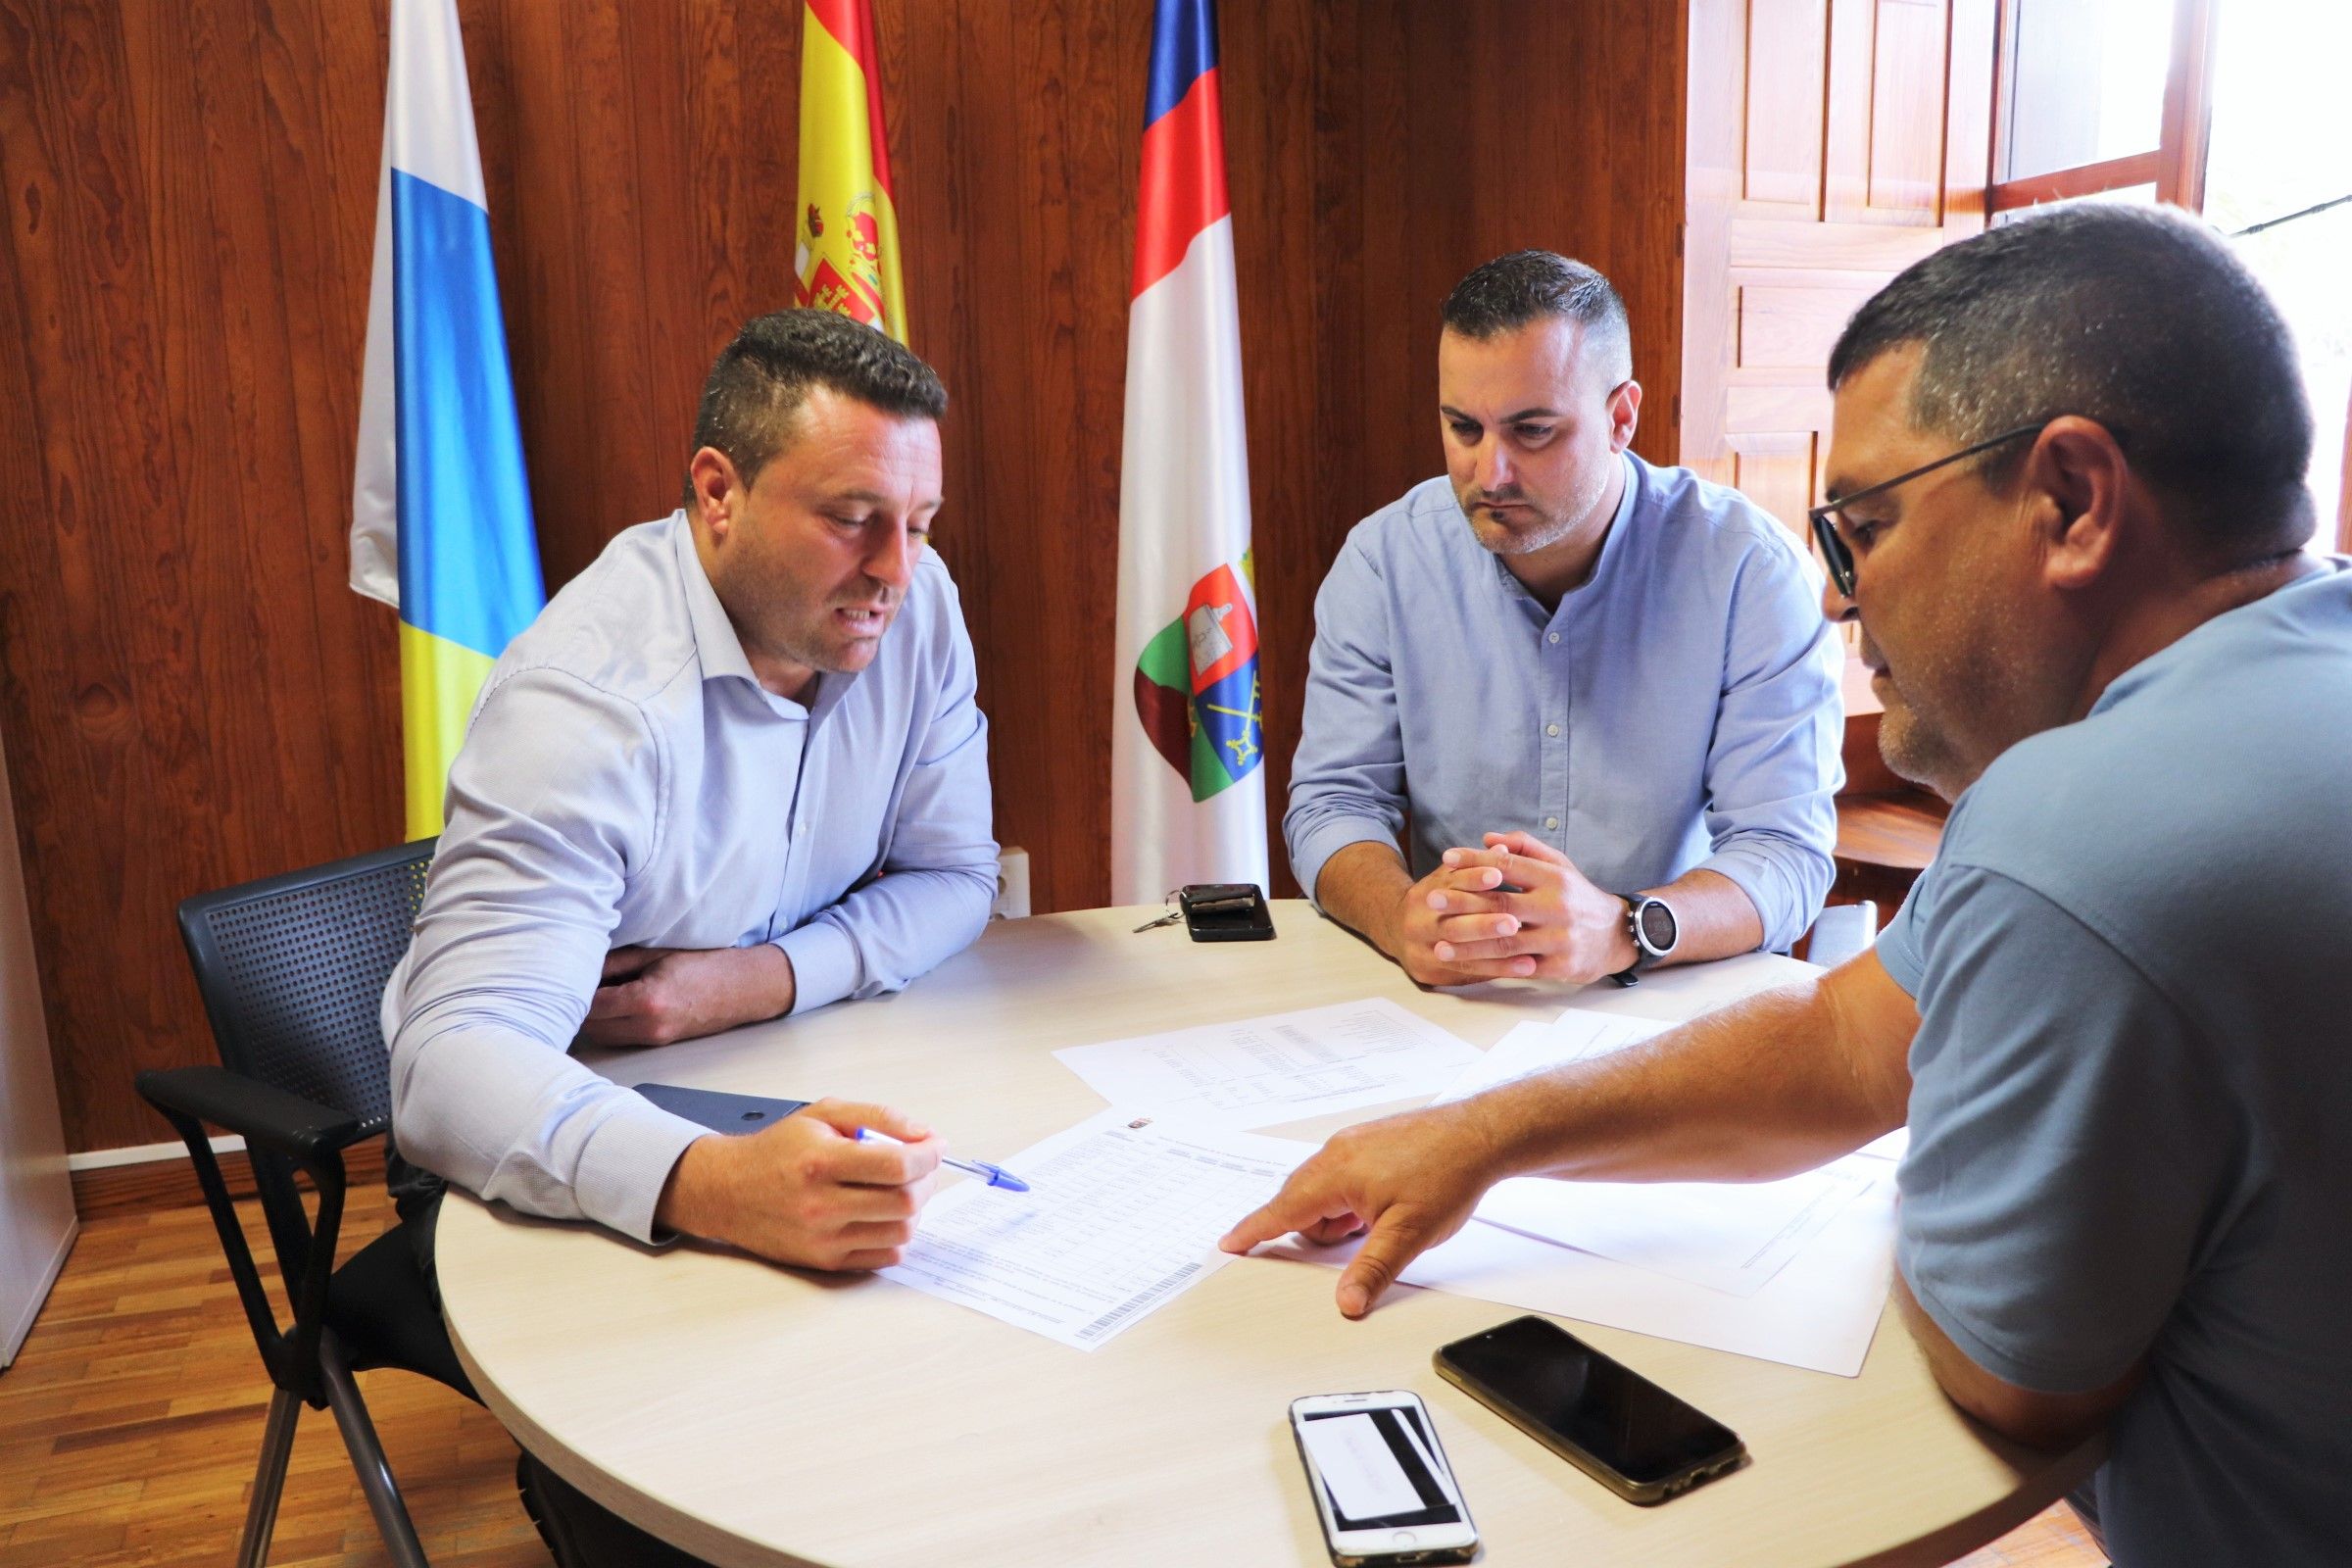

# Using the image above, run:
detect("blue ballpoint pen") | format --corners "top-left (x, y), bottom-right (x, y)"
top-left (856, 1128), bottom-right (1031, 1193)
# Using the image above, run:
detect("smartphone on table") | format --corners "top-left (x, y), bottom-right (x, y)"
top-left (1180, 881), bottom-right (1276, 941)
top-left (1289, 1391), bottom-right (1478, 1566)
top-left (1434, 1315), bottom-right (1745, 1505)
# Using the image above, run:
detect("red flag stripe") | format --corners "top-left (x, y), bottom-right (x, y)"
top-left (806, 0), bottom-right (896, 197)
top-left (1131, 66), bottom-right (1230, 299)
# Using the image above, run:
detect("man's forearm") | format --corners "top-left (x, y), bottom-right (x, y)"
top-left (1474, 955), bottom-right (1915, 1185)
top-left (1312, 840), bottom-right (1413, 956)
top-left (1642, 867), bottom-right (1766, 967)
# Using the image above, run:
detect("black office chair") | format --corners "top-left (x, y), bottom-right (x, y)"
top-left (137, 839), bottom-right (469, 1568)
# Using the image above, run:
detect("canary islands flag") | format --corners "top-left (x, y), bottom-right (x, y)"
top-left (795, 0), bottom-right (906, 341)
top-left (350, 0), bottom-right (544, 842)
top-left (1110, 0), bottom-right (1268, 905)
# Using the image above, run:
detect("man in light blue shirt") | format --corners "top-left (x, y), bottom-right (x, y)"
top-left (1288, 251), bottom-right (1840, 989)
top-left (385, 310), bottom-right (995, 1275)
top-left (1229, 208), bottom-right (2352, 1564)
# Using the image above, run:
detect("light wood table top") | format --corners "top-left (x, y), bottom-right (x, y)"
top-left (436, 903), bottom-right (2094, 1568)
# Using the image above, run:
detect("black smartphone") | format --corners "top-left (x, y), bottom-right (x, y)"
top-left (1433, 1315), bottom-right (1746, 1505)
top-left (1180, 882), bottom-right (1275, 942)
top-left (634, 1083), bottom-right (809, 1134)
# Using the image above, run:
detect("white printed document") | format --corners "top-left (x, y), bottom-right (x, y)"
top-left (1052, 999), bottom-right (1482, 1132)
top-left (1435, 1018), bottom-right (1878, 1296)
top-left (881, 1108), bottom-right (1309, 1350)
top-left (1259, 1177), bottom-right (1896, 1378)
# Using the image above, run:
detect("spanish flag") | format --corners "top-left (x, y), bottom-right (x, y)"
top-left (350, 0), bottom-right (545, 842)
top-left (795, 0), bottom-right (906, 342)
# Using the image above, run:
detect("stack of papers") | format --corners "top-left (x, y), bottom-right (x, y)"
top-left (1052, 998), bottom-right (1482, 1131)
top-left (1437, 1014), bottom-right (1884, 1298)
top-left (886, 995), bottom-right (1909, 1376)
top-left (1250, 1004), bottom-right (1904, 1375)
top-left (882, 1109), bottom-right (1308, 1350)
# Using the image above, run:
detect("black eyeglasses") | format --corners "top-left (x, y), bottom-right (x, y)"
top-left (1807, 422), bottom-right (2046, 599)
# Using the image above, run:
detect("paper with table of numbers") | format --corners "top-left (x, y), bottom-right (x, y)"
top-left (1051, 997), bottom-right (1482, 1132)
top-left (880, 1107), bottom-right (1310, 1350)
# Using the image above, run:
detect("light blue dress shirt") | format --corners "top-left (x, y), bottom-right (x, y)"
top-left (383, 513), bottom-right (997, 1243)
top-left (1284, 456), bottom-right (1841, 952)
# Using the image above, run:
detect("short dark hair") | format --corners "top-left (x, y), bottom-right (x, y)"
top-left (1441, 251), bottom-right (1633, 382)
top-left (688, 309), bottom-right (948, 499)
top-left (1828, 203), bottom-right (2315, 558)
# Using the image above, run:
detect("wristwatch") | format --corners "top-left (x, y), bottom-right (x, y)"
top-left (1608, 895), bottom-right (1679, 987)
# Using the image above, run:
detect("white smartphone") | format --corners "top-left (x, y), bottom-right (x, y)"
top-left (1289, 1391), bottom-right (1479, 1566)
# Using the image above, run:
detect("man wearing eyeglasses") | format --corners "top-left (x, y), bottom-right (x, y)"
top-left (1286, 251), bottom-right (1842, 989)
top-left (1229, 205), bottom-right (2351, 1566)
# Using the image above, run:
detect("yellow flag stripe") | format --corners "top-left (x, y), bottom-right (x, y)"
top-left (798, 8), bottom-right (906, 341)
top-left (399, 620), bottom-right (498, 842)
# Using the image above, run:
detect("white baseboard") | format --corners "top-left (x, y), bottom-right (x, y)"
top-left (0, 1216), bottom-right (78, 1368)
top-left (67, 1133), bottom-right (245, 1173)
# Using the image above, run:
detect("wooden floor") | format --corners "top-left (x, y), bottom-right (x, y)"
top-left (0, 1180), bottom-right (2106, 1567)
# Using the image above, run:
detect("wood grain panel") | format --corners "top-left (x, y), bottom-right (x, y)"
top-left (1740, 0), bottom-right (1830, 213)
top-left (1737, 282), bottom-right (1872, 370)
top-left (1866, 0), bottom-right (1950, 216)
top-left (0, 0), bottom-right (1689, 1152)
top-left (1726, 430), bottom-right (1819, 541)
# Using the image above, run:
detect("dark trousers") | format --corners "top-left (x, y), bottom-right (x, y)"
top-left (396, 1160), bottom-right (714, 1568)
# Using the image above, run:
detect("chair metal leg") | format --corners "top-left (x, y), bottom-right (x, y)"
top-left (235, 1386), bottom-right (302, 1568)
top-left (318, 1328), bottom-right (432, 1568)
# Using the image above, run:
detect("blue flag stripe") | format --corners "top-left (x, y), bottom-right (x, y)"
top-left (391, 169), bottom-right (544, 659)
top-left (1145, 0), bottom-right (1218, 128)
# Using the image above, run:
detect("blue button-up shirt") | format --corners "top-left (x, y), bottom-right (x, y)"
top-left (1285, 456), bottom-right (1841, 951)
top-left (384, 513), bottom-right (997, 1242)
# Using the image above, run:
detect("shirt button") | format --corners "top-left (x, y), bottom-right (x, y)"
top-left (1545, 816), bottom-right (1560, 830)
top-left (1547, 632), bottom-right (1560, 644)
top-left (1545, 722), bottom-right (1560, 737)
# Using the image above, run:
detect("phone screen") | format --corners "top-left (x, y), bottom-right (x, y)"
top-left (1296, 1404), bottom-right (1466, 1532)
top-left (1439, 1316), bottom-right (1738, 1486)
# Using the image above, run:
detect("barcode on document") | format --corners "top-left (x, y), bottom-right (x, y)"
top-left (1075, 1261), bottom-right (1202, 1343)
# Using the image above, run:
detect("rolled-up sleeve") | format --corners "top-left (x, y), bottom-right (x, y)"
top-left (385, 669), bottom-right (709, 1243)
top-left (1284, 536), bottom-right (1409, 903)
top-left (1692, 540), bottom-right (1843, 951)
top-left (777, 567), bottom-right (999, 1013)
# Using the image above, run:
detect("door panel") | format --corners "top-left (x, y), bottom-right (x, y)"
top-left (1685, 0), bottom-right (1995, 549)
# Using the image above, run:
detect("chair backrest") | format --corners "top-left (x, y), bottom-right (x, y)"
top-left (176, 839), bottom-right (436, 1137)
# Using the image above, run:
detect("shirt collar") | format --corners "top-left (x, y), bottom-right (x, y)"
top-left (670, 512), bottom-right (762, 686)
top-left (668, 511), bottom-right (862, 722)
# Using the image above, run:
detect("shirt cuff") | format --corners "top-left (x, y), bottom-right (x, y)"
top-left (1690, 843), bottom-right (1808, 954)
top-left (1290, 817), bottom-right (1402, 909)
top-left (571, 1099), bottom-right (711, 1245)
top-left (776, 917), bottom-right (862, 1014)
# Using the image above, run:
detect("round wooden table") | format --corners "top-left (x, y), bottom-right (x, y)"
top-left (436, 903), bottom-right (2093, 1567)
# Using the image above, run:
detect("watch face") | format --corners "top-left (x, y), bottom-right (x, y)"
top-left (1637, 899), bottom-right (1677, 954)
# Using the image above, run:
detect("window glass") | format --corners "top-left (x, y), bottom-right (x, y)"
top-left (2002, 0), bottom-right (2175, 182)
top-left (2205, 1), bottom-right (2352, 541)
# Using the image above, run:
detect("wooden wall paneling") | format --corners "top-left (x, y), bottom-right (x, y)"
top-left (0, 0), bottom-right (409, 1154)
top-left (1219, 0), bottom-right (1320, 903)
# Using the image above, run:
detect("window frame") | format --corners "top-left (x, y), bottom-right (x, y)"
top-left (1987, 0), bottom-right (2219, 214)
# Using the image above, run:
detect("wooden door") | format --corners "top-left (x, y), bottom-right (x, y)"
top-left (1681, 0), bottom-right (1997, 547)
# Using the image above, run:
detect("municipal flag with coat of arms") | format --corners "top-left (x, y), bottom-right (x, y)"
top-left (1110, 0), bottom-right (1269, 906)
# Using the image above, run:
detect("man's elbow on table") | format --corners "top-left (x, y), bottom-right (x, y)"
top-left (1896, 1275), bottom-right (2136, 1453)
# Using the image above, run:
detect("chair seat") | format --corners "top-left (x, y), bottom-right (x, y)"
top-left (328, 1224), bottom-right (478, 1402)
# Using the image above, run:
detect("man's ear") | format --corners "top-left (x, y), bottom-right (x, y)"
top-left (687, 447), bottom-right (743, 539)
top-left (1606, 378), bottom-right (1642, 454)
top-left (2024, 416), bottom-right (2132, 591)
